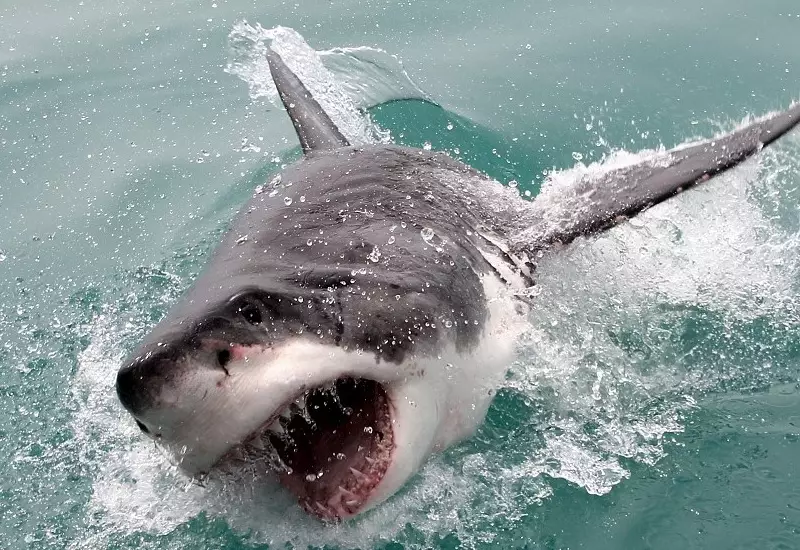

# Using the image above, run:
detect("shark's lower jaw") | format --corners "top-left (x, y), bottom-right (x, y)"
top-left (214, 377), bottom-right (394, 520)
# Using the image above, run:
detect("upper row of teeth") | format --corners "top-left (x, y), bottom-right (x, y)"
top-left (260, 382), bottom-right (341, 438)
top-left (226, 382), bottom-right (350, 471)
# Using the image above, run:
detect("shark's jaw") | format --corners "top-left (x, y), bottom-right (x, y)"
top-left (213, 375), bottom-right (396, 520)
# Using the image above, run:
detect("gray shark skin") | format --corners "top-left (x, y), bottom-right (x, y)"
top-left (115, 46), bottom-right (800, 521)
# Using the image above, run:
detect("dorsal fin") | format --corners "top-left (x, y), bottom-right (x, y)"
top-left (265, 48), bottom-right (350, 154)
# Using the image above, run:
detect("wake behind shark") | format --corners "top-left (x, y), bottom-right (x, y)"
top-left (115, 41), bottom-right (800, 521)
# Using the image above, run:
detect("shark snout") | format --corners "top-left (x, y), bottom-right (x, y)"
top-left (116, 347), bottom-right (178, 416)
top-left (116, 339), bottom-right (230, 417)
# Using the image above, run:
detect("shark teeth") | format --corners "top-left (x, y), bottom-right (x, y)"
top-left (249, 435), bottom-right (266, 450)
top-left (338, 486), bottom-right (358, 500)
top-left (349, 467), bottom-right (367, 481)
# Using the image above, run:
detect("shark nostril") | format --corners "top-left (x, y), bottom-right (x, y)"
top-left (135, 420), bottom-right (150, 434)
top-left (217, 349), bottom-right (231, 373)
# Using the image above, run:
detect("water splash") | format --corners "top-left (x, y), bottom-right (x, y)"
top-left (226, 22), bottom-right (427, 146)
top-left (500, 131), bottom-right (800, 504)
top-left (318, 46), bottom-right (427, 109)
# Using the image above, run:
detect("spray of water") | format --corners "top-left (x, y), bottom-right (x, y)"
top-left (226, 22), bottom-right (425, 147)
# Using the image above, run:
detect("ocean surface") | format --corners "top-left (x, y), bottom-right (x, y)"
top-left (2, 1), bottom-right (800, 548)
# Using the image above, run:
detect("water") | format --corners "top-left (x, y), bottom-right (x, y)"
top-left (1, 1), bottom-right (800, 548)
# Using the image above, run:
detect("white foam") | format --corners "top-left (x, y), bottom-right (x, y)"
top-left (501, 131), bottom-right (800, 503)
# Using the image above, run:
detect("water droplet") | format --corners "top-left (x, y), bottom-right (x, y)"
top-left (283, 197), bottom-right (293, 206)
top-left (423, 142), bottom-right (432, 151)
top-left (420, 227), bottom-right (434, 243)
top-left (305, 473), bottom-right (316, 482)
top-left (508, 179), bottom-right (518, 188)
top-left (572, 151), bottom-right (583, 161)
top-left (299, 195), bottom-right (306, 203)
top-left (0, 251), bottom-right (6, 262)
top-left (367, 246), bottom-right (381, 263)
top-left (387, 235), bottom-right (396, 245)
top-left (446, 122), bottom-right (454, 131)
top-left (444, 320), bottom-right (452, 328)
top-left (306, 239), bottom-right (313, 246)
top-left (236, 235), bottom-right (248, 245)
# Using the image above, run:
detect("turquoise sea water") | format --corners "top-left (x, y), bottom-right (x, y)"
top-left (2, 1), bottom-right (800, 548)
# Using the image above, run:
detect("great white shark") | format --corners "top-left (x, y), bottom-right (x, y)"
top-left (115, 45), bottom-right (800, 520)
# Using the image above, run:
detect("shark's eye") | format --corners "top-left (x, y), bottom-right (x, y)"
top-left (239, 303), bottom-right (262, 325)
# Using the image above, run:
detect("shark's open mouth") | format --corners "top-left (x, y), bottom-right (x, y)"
top-left (216, 377), bottom-right (394, 520)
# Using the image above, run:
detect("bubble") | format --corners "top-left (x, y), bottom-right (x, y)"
top-left (420, 227), bottom-right (434, 243)
top-left (283, 197), bottom-right (293, 206)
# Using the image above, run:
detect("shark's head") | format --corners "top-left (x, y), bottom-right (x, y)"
top-left (115, 278), bottom-right (480, 520)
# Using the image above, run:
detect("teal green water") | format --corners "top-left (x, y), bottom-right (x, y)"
top-left (2, 1), bottom-right (800, 548)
